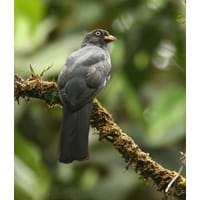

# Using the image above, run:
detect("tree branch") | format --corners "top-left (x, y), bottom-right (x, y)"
top-left (14, 74), bottom-right (186, 199)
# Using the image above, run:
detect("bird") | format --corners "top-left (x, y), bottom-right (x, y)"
top-left (57, 29), bottom-right (116, 163)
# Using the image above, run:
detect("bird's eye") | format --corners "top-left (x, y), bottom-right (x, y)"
top-left (95, 31), bottom-right (101, 36)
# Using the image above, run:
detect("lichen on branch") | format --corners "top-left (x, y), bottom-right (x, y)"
top-left (14, 73), bottom-right (186, 200)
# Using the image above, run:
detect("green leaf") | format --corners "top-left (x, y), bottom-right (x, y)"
top-left (14, 0), bottom-right (52, 53)
top-left (79, 168), bottom-right (99, 190)
top-left (122, 79), bottom-right (145, 123)
top-left (15, 133), bottom-right (50, 200)
top-left (15, 34), bottom-right (82, 77)
top-left (145, 85), bottom-right (185, 147)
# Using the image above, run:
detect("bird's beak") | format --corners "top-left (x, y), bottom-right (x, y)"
top-left (104, 34), bottom-right (116, 42)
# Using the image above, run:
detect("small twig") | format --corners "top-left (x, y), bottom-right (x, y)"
top-left (123, 158), bottom-right (134, 172)
top-left (40, 64), bottom-right (53, 77)
top-left (30, 64), bottom-right (37, 78)
top-left (165, 165), bottom-right (184, 194)
top-left (165, 152), bottom-right (186, 194)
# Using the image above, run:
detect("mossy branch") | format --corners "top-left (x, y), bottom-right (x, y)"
top-left (14, 73), bottom-right (186, 200)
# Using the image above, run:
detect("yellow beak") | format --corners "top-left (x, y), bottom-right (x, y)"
top-left (104, 35), bottom-right (116, 42)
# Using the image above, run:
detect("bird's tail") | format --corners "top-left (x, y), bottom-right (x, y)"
top-left (58, 103), bottom-right (92, 163)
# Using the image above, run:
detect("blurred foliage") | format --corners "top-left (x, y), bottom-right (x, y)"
top-left (15, 0), bottom-right (185, 199)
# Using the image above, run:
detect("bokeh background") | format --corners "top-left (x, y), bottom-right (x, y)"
top-left (14, 0), bottom-right (186, 199)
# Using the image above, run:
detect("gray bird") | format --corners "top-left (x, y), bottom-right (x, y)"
top-left (57, 29), bottom-right (116, 163)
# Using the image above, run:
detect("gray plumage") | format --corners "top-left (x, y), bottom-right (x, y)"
top-left (57, 29), bottom-right (115, 163)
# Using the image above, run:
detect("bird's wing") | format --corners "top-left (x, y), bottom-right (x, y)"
top-left (58, 47), bottom-right (111, 112)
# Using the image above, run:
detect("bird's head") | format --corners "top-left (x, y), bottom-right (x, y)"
top-left (81, 29), bottom-right (116, 49)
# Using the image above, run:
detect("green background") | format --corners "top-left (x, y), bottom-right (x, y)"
top-left (14, 0), bottom-right (185, 199)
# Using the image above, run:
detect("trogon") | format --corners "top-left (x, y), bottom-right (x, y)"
top-left (57, 29), bottom-right (116, 163)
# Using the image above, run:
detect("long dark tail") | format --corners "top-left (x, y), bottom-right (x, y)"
top-left (58, 103), bottom-right (92, 163)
